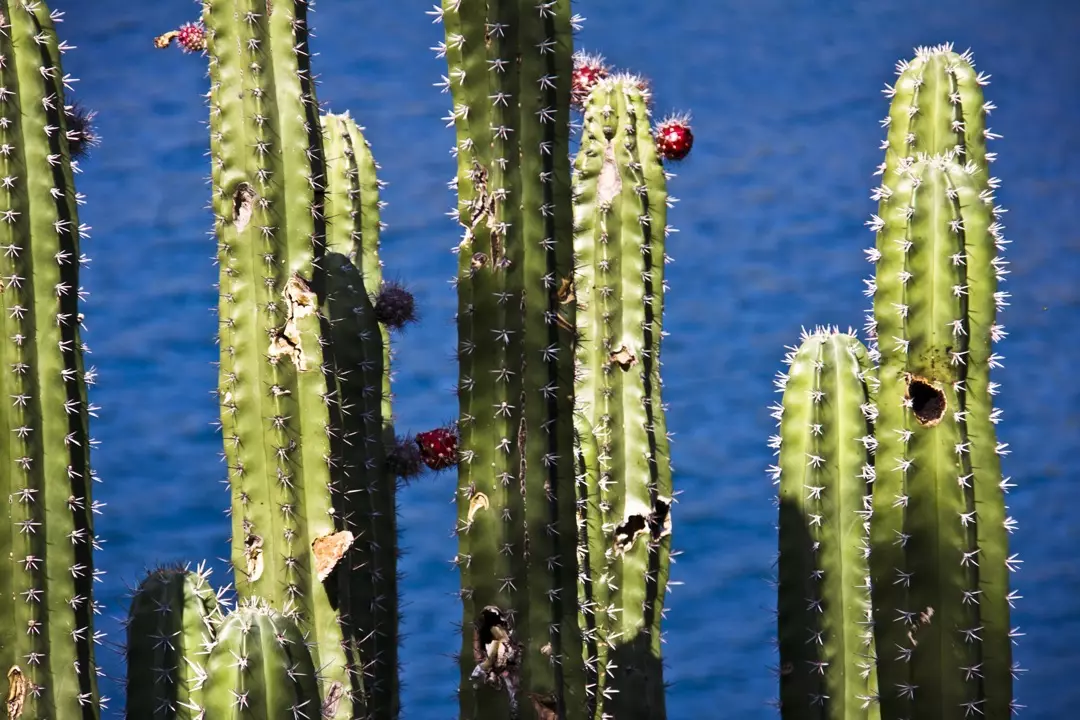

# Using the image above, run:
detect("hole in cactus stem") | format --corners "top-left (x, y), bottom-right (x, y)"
top-left (905, 375), bottom-right (946, 426)
top-left (470, 606), bottom-right (521, 693)
top-left (529, 694), bottom-right (559, 720)
top-left (610, 345), bottom-right (637, 370)
top-left (243, 532), bottom-right (264, 582)
top-left (231, 183), bottom-right (256, 233)
top-left (312, 530), bottom-right (355, 582)
top-left (268, 275), bottom-right (318, 371)
top-left (614, 499), bottom-right (672, 554)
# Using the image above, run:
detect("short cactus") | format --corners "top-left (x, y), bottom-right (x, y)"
top-left (771, 328), bottom-right (879, 719)
top-left (202, 599), bottom-right (323, 719)
top-left (571, 76), bottom-right (675, 719)
top-left (124, 563), bottom-right (226, 719)
top-left (0, 3), bottom-right (102, 717)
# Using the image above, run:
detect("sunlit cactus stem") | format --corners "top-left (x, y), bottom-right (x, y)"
top-left (202, 1), bottom-right (354, 715)
top-left (124, 564), bottom-right (226, 719)
top-left (771, 328), bottom-right (879, 719)
top-left (0, 2), bottom-right (102, 717)
top-left (571, 76), bottom-right (674, 719)
top-left (320, 110), bottom-right (402, 719)
top-left (202, 599), bottom-right (322, 719)
top-left (438, 0), bottom-right (585, 716)
top-left (868, 151), bottom-right (1013, 719)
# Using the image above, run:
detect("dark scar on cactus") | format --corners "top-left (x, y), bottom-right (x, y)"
top-left (470, 606), bottom-right (521, 693)
top-left (904, 374), bottom-right (947, 426)
top-left (529, 693), bottom-right (559, 720)
top-left (321, 681), bottom-right (344, 718)
top-left (268, 275), bottom-right (318, 371)
top-left (312, 530), bottom-right (355, 582)
top-left (231, 183), bottom-right (256, 233)
top-left (613, 497), bottom-right (672, 555)
top-left (243, 532), bottom-right (264, 582)
top-left (610, 344), bottom-right (637, 370)
top-left (6, 665), bottom-right (27, 719)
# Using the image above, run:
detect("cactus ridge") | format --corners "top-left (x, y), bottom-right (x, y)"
top-left (0, 3), bottom-right (102, 717)
top-left (124, 563), bottom-right (227, 719)
top-left (571, 76), bottom-right (674, 719)
top-left (772, 327), bottom-right (880, 719)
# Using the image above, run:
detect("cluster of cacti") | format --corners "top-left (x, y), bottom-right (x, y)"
top-left (770, 44), bottom-right (1018, 719)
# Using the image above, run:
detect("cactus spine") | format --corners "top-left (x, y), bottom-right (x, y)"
top-left (772, 328), bottom-right (879, 719)
top-left (124, 564), bottom-right (226, 719)
top-left (202, 599), bottom-right (322, 719)
top-left (203, 1), bottom-right (355, 714)
top-left (572, 77), bottom-right (673, 719)
top-left (438, 0), bottom-right (585, 715)
top-left (867, 44), bottom-right (1014, 719)
top-left (0, 2), bottom-right (101, 717)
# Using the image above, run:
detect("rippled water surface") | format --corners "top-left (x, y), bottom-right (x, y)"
top-left (55, 0), bottom-right (1080, 716)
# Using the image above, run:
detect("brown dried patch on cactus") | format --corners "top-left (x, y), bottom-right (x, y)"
top-left (610, 344), bottom-right (637, 370)
top-left (905, 373), bottom-right (947, 426)
top-left (6, 665), bottom-right (28, 719)
top-left (529, 693), bottom-right (559, 720)
top-left (244, 532), bottom-right (264, 582)
top-left (321, 681), bottom-right (345, 718)
top-left (231, 182), bottom-right (256, 233)
top-left (269, 274), bottom-right (318, 371)
top-left (312, 530), bottom-right (355, 582)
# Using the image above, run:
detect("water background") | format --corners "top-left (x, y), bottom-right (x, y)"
top-left (56, 0), bottom-right (1080, 716)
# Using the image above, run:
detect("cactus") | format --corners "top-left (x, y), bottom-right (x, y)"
top-left (124, 563), bottom-right (226, 719)
top-left (320, 110), bottom-right (402, 719)
top-left (571, 76), bottom-right (674, 719)
top-left (0, 2), bottom-right (102, 717)
top-left (202, 599), bottom-right (322, 719)
top-left (436, 0), bottom-right (586, 715)
top-left (867, 151), bottom-right (1014, 719)
top-left (203, 0), bottom-right (355, 714)
top-left (770, 328), bottom-right (879, 719)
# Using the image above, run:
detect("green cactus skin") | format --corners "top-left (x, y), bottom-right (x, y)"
top-left (0, 3), bottom-right (102, 717)
top-left (770, 328), bottom-right (880, 719)
top-left (202, 599), bottom-right (322, 719)
top-left (571, 77), bottom-right (674, 719)
top-left (124, 563), bottom-right (226, 719)
top-left (437, 1), bottom-right (585, 716)
top-left (867, 152), bottom-right (1013, 719)
top-left (203, 1), bottom-right (354, 715)
top-left (320, 111), bottom-right (400, 719)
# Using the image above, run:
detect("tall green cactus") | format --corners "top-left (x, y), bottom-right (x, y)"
top-left (437, 0), bottom-right (585, 716)
top-left (867, 151), bottom-right (1013, 719)
top-left (124, 564), bottom-right (225, 719)
top-left (203, 1), bottom-right (354, 715)
top-left (571, 76), bottom-right (674, 719)
top-left (321, 110), bottom-right (402, 719)
top-left (771, 328), bottom-right (879, 719)
top-left (202, 599), bottom-right (322, 719)
top-left (0, 2), bottom-right (101, 717)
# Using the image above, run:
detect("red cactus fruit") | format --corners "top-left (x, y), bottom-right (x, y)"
top-left (415, 427), bottom-right (459, 471)
top-left (176, 22), bottom-right (207, 53)
top-left (655, 115), bottom-right (694, 161)
top-left (571, 52), bottom-right (610, 108)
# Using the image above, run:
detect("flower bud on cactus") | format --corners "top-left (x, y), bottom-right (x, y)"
top-left (64, 101), bottom-right (98, 159)
top-left (386, 435), bottom-right (424, 480)
top-left (373, 280), bottom-right (418, 329)
top-left (415, 427), bottom-right (458, 471)
top-left (655, 115), bottom-right (694, 161)
top-left (571, 51), bottom-right (610, 108)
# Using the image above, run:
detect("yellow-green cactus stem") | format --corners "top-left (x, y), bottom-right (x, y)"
top-left (320, 111), bottom-right (401, 719)
top-left (124, 563), bottom-right (226, 719)
top-left (868, 152), bottom-right (1014, 719)
top-left (770, 328), bottom-right (879, 719)
top-left (203, 1), bottom-right (354, 715)
top-left (436, 1), bottom-right (585, 716)
top-left (202, 599), bottom-right (322, 719)
top-left (0, 3), bottom-right (102, 717)
top-left (571, 76), bottom-right (674, 719)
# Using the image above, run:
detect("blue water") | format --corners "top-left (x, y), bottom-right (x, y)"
top-left (56, 0), bottom-right (1080, 716)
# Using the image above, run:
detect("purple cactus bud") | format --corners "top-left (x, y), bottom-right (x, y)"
top-left (374, 281), bottom-right (417, 330)
top-left (65, 102), bottom-right (99, 160)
